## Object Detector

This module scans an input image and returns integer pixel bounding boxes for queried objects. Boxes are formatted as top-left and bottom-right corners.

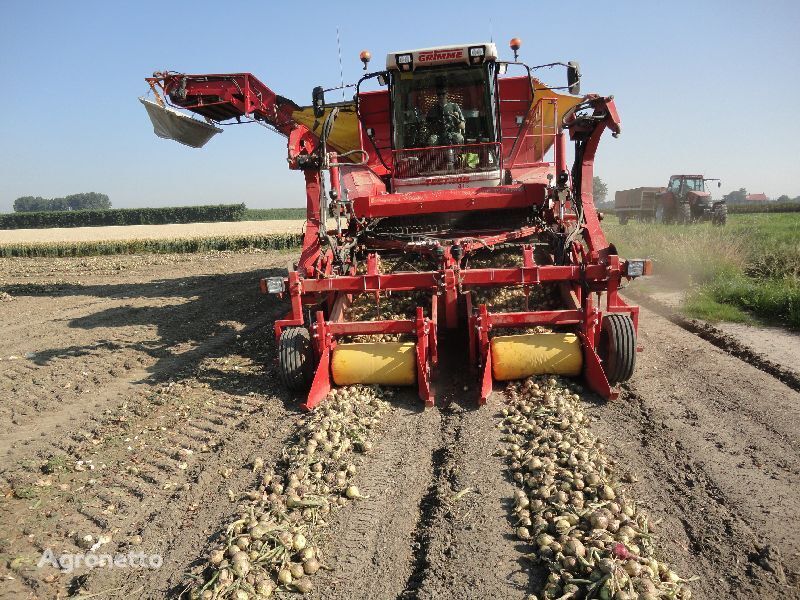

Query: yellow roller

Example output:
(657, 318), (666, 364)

(491, 333), (583, 381)
(332, 342), (416, 386)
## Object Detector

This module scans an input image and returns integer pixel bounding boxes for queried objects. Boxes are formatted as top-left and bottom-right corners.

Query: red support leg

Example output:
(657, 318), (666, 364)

(466, 292), (476, 370)
(303, 344), (331, 411)
(477, 304), (493, 405)
(429, 294), (439, 367)
(479, 347), (493, 405)
(303, 311), (332, 411)
(297, 170), (323, 277)
(578, 332), (616, 400)
(415, 307), (434, 407)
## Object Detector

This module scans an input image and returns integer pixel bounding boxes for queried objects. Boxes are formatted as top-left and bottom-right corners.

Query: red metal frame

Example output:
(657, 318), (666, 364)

(275, 94), (636, 407)
(147, 66), (643, 408)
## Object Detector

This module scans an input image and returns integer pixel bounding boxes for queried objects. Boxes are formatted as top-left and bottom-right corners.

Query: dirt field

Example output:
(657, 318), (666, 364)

(0, 251), (798, 599)
(0, 220), (305, 244)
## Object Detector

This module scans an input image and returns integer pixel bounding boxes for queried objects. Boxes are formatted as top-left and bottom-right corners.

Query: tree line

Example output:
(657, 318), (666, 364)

(0, 204), (247, 230)
(13, 193), (111, 212)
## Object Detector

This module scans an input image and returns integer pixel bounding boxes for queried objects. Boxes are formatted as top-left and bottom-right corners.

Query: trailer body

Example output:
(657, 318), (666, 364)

(614, 187), (665, 224)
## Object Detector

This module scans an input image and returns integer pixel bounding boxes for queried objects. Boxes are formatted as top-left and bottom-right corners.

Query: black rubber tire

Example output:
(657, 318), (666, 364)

(712, 203), (728, 226)
(678, 202), (692, 224)
(619, 214), (629, 225)
(278, 327), (314, 393)
(598, 313), (637, 385)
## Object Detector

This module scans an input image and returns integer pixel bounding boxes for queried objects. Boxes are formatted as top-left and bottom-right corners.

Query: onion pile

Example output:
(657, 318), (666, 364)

(471, 284), (561, 314)
(498, 376), (695, 600)
(191, 385), (390, 599)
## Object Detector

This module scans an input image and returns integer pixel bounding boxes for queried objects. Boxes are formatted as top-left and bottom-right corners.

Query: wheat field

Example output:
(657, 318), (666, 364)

(0, 220), (306, 244)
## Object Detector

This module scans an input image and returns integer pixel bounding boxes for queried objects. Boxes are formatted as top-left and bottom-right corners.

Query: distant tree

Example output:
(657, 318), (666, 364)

(12, 192), (111, 212)
(593, 176), (608, 204)
(49, 197), (69, 211)
(64, 192), (111, 211)
(723, 188), (747, 204)
(776, 194), (790, 203)
(13, 196), (49, 212)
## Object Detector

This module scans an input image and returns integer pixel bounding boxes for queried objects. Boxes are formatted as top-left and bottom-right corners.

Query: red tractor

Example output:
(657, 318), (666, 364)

(143, 39), (651, 409)
(657, 175), (726, 225)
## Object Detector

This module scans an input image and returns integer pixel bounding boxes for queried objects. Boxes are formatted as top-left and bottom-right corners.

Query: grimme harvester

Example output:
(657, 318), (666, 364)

(143, 39), (651, 410)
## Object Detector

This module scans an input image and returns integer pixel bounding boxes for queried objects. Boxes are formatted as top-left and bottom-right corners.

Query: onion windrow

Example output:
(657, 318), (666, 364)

(190, 385), (390, 598)
(499, 376), (696, 600)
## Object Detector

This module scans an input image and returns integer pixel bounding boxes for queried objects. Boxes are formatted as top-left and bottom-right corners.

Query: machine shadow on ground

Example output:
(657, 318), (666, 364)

(17, 268), (300, 407)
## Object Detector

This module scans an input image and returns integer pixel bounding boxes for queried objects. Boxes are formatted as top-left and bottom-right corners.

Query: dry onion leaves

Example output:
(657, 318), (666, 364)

(498, 376), (696, 600)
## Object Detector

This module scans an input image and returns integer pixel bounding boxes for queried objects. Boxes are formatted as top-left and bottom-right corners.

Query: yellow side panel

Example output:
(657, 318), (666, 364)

(331, 342), (417, 386)
(528, 79), (583, 162)
(491, 333), (583, 381)
(291, 106), (361, 154)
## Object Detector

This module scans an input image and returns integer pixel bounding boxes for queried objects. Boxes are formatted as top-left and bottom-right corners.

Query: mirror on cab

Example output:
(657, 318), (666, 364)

(718, 181), (722, 188)
(312, 86), (325, 118)
(567, 61), (581, 95)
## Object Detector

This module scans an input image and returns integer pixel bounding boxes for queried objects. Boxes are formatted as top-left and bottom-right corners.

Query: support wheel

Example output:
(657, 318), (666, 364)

(278, 327), (314, 393)
(599, 314), (636, 385)
(712, 203), (728, 226)
(618, 213), (629, 225)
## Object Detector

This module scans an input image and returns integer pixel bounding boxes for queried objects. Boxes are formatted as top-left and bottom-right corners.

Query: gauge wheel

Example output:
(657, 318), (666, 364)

(598, 313), (637, 385)
(278, 327), (314, 393)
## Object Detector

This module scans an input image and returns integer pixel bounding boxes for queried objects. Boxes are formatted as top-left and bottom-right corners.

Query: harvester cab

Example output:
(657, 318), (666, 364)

(384, 44), (501, 190)
(142, 37), (652, 411)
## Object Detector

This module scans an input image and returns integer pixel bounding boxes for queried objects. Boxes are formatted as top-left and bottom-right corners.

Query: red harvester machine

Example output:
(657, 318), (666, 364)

(143, 39), (651, 410)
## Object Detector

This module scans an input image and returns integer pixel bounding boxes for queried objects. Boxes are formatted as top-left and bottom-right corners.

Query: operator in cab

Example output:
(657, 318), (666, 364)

(426, 80), (465, 147)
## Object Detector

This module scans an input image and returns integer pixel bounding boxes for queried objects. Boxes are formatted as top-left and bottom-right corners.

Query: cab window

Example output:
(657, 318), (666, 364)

(391, 65), (495, 150)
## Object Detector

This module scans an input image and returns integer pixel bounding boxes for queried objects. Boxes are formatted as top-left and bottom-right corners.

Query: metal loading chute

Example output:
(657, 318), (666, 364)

(139, 97), (222, 148)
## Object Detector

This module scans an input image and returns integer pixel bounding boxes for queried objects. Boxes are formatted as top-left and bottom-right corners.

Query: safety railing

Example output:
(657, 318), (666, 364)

(502, 97), (559, 169)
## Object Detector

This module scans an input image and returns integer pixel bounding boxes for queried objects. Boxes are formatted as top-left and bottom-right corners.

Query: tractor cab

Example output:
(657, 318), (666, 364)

(385, 43), (501, 191)
(669, 175), (707, 199)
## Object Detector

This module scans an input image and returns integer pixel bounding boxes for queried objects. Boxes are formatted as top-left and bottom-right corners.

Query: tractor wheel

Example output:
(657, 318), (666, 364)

(678, 202), (692, 224)
(656, 204), (674, 224)
(619, 213), (629, 225)
(278, 327), (314, 393)
(598, 313), (637, 385)
(712, 203), (728, 226)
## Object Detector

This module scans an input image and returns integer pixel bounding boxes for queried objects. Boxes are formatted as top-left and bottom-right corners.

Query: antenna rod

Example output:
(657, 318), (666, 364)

(337, 26), (345, 101)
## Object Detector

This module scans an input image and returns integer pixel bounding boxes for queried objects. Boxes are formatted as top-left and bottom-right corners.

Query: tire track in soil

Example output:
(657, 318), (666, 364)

(623, 288), (800, 393)
(588, 304), (800, 600)
(313, 395), (441, 600)
(406, 397), (538, 600)
(0, 254), (295, 599)
(83, 391), (299, 599)
(0, 332), (299, 599)
(312, 320), (538, 600)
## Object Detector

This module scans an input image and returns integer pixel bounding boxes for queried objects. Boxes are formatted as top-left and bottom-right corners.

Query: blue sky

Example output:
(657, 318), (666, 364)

(1, 0), (798, 211)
